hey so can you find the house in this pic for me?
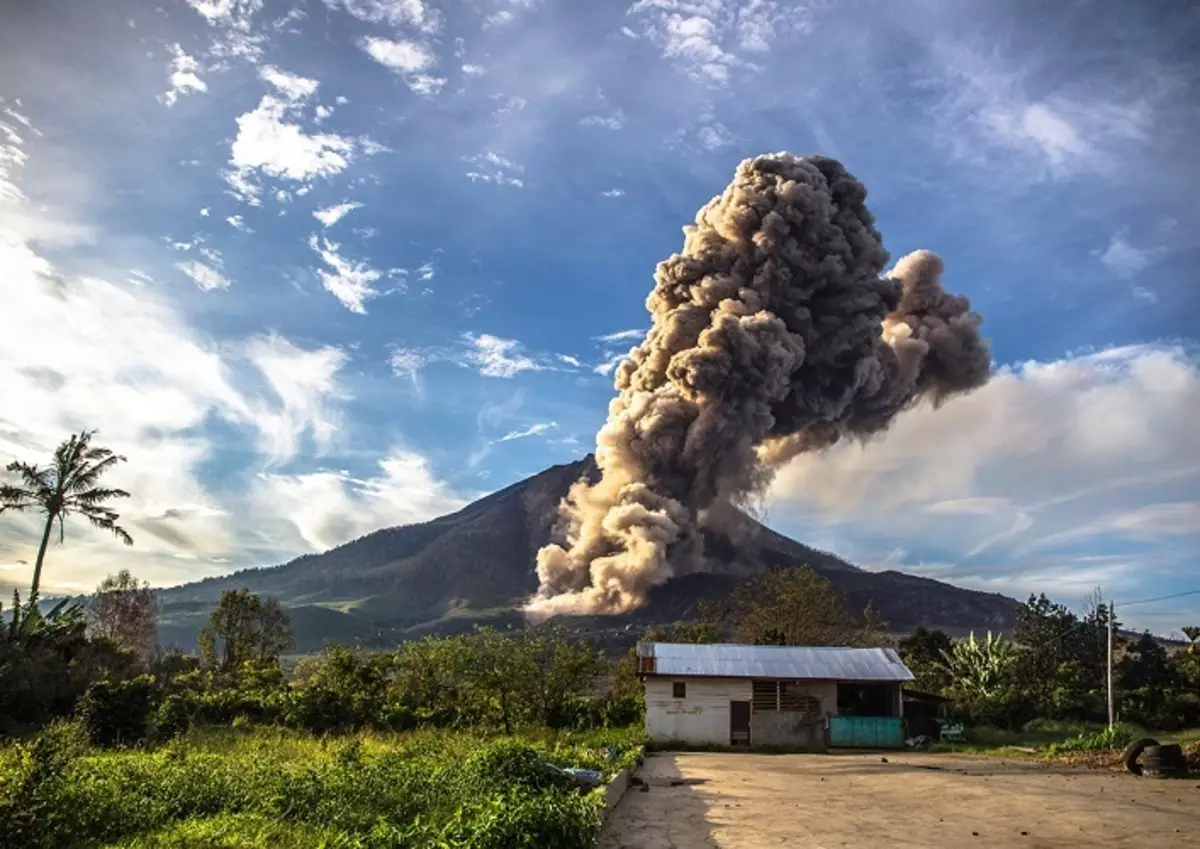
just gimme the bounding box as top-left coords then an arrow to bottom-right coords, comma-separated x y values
637,642 -> 915,749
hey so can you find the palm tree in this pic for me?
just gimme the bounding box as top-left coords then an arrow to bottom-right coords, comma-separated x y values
0,430 -> 133,602
936,631 -> 1016,700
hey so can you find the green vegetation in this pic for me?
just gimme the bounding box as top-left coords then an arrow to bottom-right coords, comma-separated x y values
0,725 -> 643,848
899,593 -> 1200,734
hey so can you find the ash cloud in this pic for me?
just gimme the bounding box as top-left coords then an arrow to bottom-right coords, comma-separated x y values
526,153 -> 991,617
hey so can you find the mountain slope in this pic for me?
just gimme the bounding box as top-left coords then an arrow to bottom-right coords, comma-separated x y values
159,456 -> 1018,649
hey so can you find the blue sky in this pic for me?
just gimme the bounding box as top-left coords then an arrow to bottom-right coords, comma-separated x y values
1,0 -> 1197,634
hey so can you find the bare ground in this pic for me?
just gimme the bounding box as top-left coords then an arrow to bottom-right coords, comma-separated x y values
599,751 -> 1199,849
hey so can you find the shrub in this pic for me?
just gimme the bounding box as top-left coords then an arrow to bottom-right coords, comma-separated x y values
77,675 -> 158,747
1045,723 -> 1135,756
152,694 -> 192,741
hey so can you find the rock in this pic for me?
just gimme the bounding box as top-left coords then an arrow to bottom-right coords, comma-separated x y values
881,757 -> 889,763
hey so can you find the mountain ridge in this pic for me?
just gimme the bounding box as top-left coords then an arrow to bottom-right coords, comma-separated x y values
157,456 -> 1018,651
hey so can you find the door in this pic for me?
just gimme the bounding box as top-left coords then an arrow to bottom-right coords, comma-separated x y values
730,701 -> 751,746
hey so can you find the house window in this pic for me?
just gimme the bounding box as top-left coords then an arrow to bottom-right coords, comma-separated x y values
672,681 -> 687,699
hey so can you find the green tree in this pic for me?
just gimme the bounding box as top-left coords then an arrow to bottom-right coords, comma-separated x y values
937,631 -> 1016,701
1182,625 -> 1200,654
1117,632 -> 1176,726
197,589 -> 294,671
0,430 -> 133,602
898,627 -> 954,692
724,566 -> 888,647
89,570 -> 157,668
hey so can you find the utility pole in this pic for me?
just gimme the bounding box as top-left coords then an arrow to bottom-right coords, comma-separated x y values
1107,599 -> 1115,730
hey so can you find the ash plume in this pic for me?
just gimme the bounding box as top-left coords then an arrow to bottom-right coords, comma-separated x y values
526,153 -> 991,617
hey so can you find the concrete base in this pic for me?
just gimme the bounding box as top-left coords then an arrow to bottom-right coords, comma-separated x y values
601,748 -> 644,813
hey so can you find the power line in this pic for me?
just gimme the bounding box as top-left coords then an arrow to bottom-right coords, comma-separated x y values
1114,589 -> 1200,608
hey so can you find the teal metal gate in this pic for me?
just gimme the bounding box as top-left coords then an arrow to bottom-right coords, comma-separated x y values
827,716 -> 904,749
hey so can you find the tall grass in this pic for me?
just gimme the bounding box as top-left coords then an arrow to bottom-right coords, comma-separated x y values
0,725 -> 645,849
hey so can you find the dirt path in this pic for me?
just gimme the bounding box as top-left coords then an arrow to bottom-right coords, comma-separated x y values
600,751 -> 1199,848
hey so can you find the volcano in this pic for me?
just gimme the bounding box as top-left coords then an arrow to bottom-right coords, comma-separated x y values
157,456 -> 1017,652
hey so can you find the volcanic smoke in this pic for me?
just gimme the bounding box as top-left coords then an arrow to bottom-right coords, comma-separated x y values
526,153 -> 991,617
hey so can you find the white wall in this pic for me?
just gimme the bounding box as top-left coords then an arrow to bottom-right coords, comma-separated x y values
644,677 -> 752,745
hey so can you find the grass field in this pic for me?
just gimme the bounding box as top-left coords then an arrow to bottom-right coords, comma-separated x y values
0,724 -> 645,849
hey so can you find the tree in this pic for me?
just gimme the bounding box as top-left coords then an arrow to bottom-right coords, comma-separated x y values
723,566 -> 888,647
1182,625 -> 1200,654
937,632 -> 1016,701
898,627 -> 954,692
89,570 -> 157,667
0,430 -> 133,601
197,589 -> 294,671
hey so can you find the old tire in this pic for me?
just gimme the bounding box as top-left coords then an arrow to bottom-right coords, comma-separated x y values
1143,744 -> 1186,779
1123,738 -> 1158,775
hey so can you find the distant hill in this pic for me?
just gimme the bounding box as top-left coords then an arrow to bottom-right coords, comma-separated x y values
158,456 -> 1018,652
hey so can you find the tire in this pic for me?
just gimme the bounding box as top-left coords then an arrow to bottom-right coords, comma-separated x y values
1123,737 -> 1158,775
1144,743 -> 1184,760
1143,744 -> 1186,779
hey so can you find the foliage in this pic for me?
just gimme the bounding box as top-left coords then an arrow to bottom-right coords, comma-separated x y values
1044,723 -> 1135,757
198,589 -> 294,671
0,726 -> 630,849
89,569 -> 157,668
0,429 -> 133,601
77,676 -> 158,748
898,626 -> 953,692
0,594 -> 135,735
710,566 -> 891,647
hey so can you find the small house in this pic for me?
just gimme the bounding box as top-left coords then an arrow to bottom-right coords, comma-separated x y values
638,642 -> 915,749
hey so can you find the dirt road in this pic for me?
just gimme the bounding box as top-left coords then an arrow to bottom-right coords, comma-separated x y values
599,751 -> 1199,848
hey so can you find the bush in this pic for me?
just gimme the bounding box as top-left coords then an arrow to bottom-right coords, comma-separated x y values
1045,723 -> 1135,756
77,675 -> 158,747
0,722 -> 88,849
152,694 -> 192,741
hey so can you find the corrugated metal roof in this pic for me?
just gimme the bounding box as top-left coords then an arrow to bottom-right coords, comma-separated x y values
640,642 -> 914,682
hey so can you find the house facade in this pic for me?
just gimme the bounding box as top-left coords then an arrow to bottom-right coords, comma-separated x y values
638,642 -> 915,749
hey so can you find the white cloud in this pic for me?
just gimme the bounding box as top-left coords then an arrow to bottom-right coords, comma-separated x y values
253,449 -> 466,552
1132,286 -> 1158,304
627,0 -> 812,85
601,188 -> 625,198
592,351 -> 628,376
185,0 -> 263,28
463,333 -> 543,378
313,201 -> 363,227
557,354 -> 583,368
768,344 -> 1200,605
259,65 -> 319,101
308,234 -> 381,313
464,151 -> 524,187
415,261 -> 435,281
1094,235 -> 1163,278
324,0 -> 442,34
696,121 -> 734,149
360,36 -> 434,72
314,104 -> 334,123
226,91 -> 357,201
923,37 -> 1163,180
484,9 -> 515,28
161,44 -> 207,107
581,110 -> 625,130
389,348 -> 428,383
175,259 -> 231,291
359,37 -> 445,95
226,214 -> 252,232
499,421 -> 557,442
243,333 -> 348,463
594,328 -> 645,343
462,63 -> 486,76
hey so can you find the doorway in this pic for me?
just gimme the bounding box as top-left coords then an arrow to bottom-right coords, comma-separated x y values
730,700 -> 751,746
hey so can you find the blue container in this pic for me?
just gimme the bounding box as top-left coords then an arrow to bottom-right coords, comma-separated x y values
827,716 -> 905,749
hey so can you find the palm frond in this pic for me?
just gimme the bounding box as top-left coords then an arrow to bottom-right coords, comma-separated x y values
0,484 -> 38,512
69,486 -> 131,506
83,509 -> 134,546
66,452 -> 125,493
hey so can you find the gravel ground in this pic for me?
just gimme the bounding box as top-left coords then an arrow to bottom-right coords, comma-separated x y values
599,751 -> 1199,849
